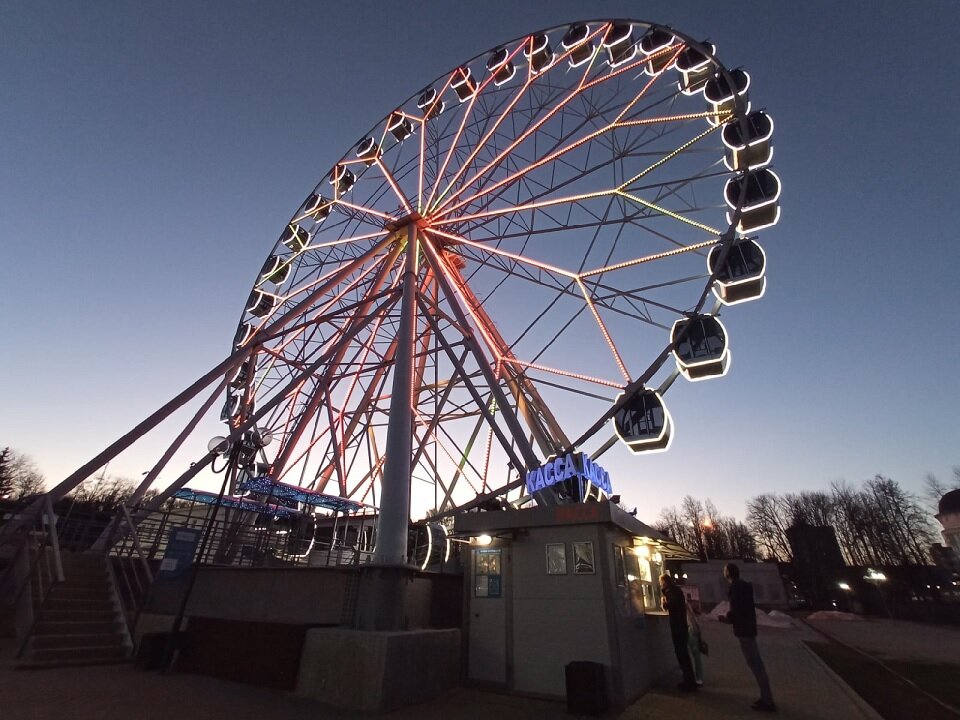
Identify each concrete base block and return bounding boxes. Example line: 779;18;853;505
296;627;461;713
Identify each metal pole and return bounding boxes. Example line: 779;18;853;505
373;223;418;567
44;495;65;583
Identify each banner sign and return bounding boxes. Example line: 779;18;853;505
525;452;612;496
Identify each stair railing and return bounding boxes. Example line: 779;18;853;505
0;497;66;659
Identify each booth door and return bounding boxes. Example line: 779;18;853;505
468;546;508;684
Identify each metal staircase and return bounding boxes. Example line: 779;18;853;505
18;551;132;668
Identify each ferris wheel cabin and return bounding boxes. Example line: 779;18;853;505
722;110;774;172
671;315;731;381
639;27;676;76
705;68;750;125
724;168;781;234
676;41;716;95
613;388;673;454
708;239;767;305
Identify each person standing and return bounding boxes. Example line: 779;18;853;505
721;562;776;712
659;573;698;692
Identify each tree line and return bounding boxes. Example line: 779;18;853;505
657;471;958;567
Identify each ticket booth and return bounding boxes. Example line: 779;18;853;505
454;501;695;708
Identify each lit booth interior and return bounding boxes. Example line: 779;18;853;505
454;501;694;707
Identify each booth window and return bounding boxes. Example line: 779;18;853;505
613;546;626;586
473;548;502;598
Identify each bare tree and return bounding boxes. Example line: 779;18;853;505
0;447;14;499
924;467;960;512
5;449;46;501
746;493;792;561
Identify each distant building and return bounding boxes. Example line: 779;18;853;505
679;559;788;609
936;489;960;558
786;524;846;609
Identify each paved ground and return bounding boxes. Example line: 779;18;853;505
806;618;960;666
0;620;879;720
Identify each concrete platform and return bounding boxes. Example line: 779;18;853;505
295;627;460;712
0;622;881;719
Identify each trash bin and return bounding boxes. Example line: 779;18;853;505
134;632;170;671
565;660;608;715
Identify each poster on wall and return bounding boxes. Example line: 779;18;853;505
474;548;502;598
573;541;595;574
546;543;567;574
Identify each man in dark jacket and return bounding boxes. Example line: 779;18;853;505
721;563;776;712
659;573;697;692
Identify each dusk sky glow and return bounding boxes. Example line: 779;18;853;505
2;1;959;522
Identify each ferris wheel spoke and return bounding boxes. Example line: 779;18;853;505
430;26;665;219
427;24;611;214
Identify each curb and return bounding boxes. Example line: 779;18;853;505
798;639;884;720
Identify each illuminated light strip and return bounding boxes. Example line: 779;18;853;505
429;188;614;227
616;121;727;192
433;38;663;221
416;72;457;211
428;43;534;212
256;231;390;290
615;189;723;235
374;158;413;214
414;410;482;495
577;277;630;382
612;44;685;125
423;50;517;213
505;357;622;389
428;24;607;214
333;199;398;222
441;523;451;563
421;524;433;571
431;24;627;219
292;199;336;224
436;121;620;216
617;109;728;129
579;238;719;278
251;258;390;399
307;230;390;251
481;424;494;494
425;227;579;280
429;247;503;365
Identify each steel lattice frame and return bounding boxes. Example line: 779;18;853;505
216;19;766;517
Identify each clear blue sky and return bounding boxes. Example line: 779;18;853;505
2;1;958;521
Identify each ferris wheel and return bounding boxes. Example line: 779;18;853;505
221;19;780;517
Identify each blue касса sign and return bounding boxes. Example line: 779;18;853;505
525;452;612;495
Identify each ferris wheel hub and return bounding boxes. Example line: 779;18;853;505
384;212;424;233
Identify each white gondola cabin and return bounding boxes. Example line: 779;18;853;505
675;41;716;96
704;68;750;125
417;87;445;119
387;111;414;141
722;111;774;171
708;239;767;305
613;388;673;454
525;33;554;74
671;315;730;381
356;137;381;167
451;66;478;101
561;24;593;68
280;223;310;252
639;28;676;76
329;163;355;195
603;23;637;68
486;48;516;85
246;289;279;318
724;168;781;233
259;255;290;286
302;194;330;224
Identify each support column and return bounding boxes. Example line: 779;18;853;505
356;224;418;632
373;222;418;568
